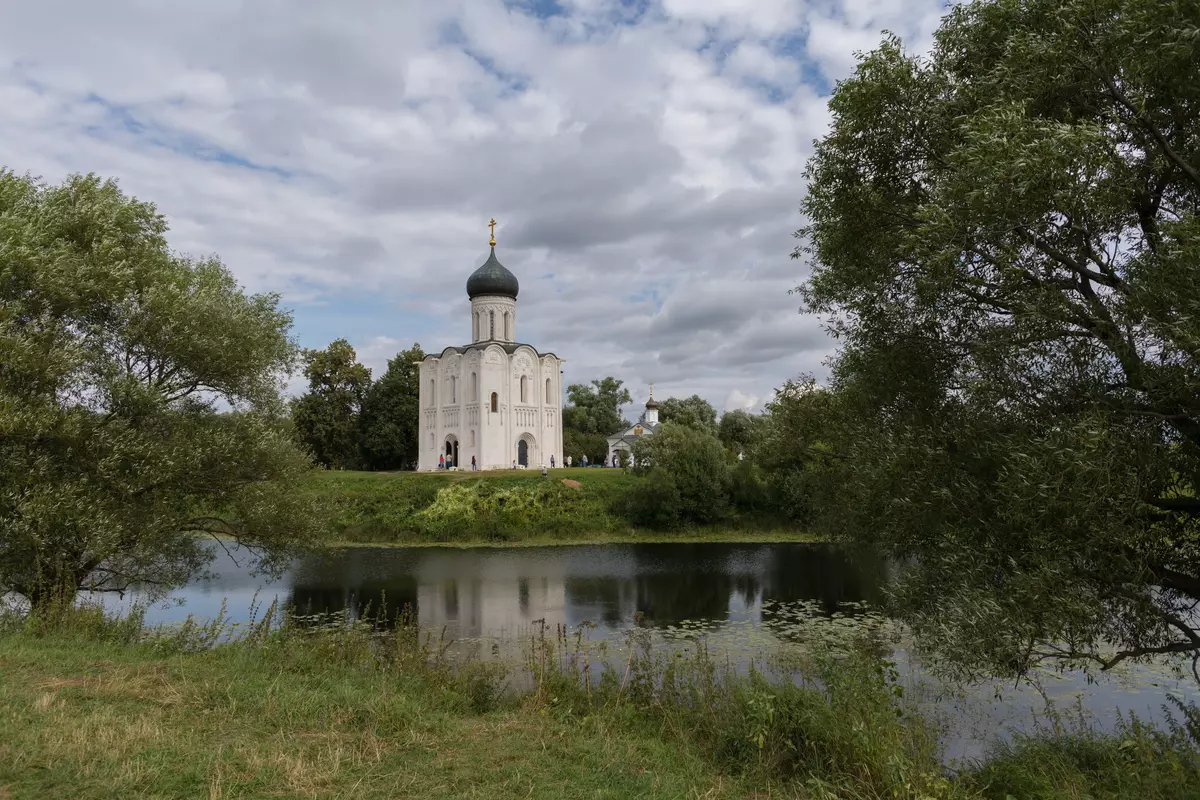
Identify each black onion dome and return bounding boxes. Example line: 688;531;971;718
645;397;660;409
466;247;519;299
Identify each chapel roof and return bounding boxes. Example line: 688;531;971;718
607;421;660;443
466;247;519;300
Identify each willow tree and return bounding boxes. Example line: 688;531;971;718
0;171;322;608
798;0;1200;680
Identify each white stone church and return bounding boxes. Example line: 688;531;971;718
417;228;565;471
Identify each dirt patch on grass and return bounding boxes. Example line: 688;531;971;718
561;479;582;489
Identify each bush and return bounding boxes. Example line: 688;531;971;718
631;423;731;524
624;468;682;529
730;460;767;513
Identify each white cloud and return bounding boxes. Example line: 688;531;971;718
724;389;761;412
0;0;947;412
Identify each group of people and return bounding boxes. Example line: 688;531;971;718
437;454;479;470
436;451;631;471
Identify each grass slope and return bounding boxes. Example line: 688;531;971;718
0;635;729;799
304;468;812;546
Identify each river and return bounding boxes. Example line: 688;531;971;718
92;541;1199;765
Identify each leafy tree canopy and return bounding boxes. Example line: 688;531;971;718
563;377;631;436
563;429;609;465
291;339;371;469
359;343;424;470
656;394;718;434
798;0;1200;680
717;408;765;453
632;423;730;524
0;171;322;608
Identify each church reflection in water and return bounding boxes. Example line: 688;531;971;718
283;543;889;639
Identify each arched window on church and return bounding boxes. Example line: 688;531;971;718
504;311;511;341
520;375;528;404
429;379;435;406
472;313;478;341
470;430;475;446
450;375;456;403
545;377;552;404
489;311;495;339
471;372;477;399
490;392;498;413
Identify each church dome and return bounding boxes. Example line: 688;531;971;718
645;397;660;410
467;247;519;299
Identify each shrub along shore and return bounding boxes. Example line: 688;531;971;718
303;467;814;546
2;604;1198;799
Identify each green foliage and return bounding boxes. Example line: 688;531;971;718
632;423;731;524
10;603;1200;799
656;394;718;434
730;460;768;513
624;468;683;529
964;708;1200;799
796;0;1200;678
306;469;637;543
415;480;595;541
754;379;841;524
562;428;609;465
359;343;425;470
717;409;764;454
0;170;322;608
294;469;806;544
291;338;372;469
563;376;631;436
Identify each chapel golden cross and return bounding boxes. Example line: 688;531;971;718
649;381;654;399
488;218;497;247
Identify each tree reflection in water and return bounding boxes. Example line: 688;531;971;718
277;543;888;637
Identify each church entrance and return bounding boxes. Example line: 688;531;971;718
517;439;528;467
444;437;459;469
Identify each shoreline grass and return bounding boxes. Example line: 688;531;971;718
329;527;825;549
3;604;1200;799
303;468;809;547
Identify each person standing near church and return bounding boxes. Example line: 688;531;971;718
439;454;445;470
471;455;477;471
582;454;588;468
567;455;572;467
550;455;555;469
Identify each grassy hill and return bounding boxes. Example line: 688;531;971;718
298;468;810;546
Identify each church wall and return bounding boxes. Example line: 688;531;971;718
419;349;564;471
541;355;563;467
479;345;509;469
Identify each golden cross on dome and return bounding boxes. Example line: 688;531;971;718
649;381;654;399
488;218;497;247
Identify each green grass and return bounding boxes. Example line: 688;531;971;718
3;605;1200;799
302;468;815;546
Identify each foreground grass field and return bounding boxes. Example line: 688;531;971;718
303;468;813;546
3;606;1200;799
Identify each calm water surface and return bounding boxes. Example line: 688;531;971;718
106;542;1199;764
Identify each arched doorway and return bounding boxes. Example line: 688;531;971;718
444;436;459;469
516;434;536;468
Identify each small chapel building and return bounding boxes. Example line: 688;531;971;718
607;386;660;466
418;221;565;471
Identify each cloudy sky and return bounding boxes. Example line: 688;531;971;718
1;0;947;414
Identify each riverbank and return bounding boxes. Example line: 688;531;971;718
2;607;1197;799
304;468;812;546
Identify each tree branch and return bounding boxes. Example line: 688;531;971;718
1101;73;1200;190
